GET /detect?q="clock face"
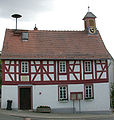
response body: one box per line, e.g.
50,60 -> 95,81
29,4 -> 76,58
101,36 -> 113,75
89,27 -> 96,34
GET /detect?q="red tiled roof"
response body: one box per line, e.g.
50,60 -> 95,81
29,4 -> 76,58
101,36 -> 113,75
1,29 -> 112,59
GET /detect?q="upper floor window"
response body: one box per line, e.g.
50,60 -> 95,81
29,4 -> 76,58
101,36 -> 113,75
21,61 -> 29,73
22,32 -> 28,40
58,85 -> 68,101
85,84 -> 94,99
84,61 -> 91,72
59,61 -> 66,73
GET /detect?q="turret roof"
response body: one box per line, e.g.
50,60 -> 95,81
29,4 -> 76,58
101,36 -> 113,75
83,12 -> 96,20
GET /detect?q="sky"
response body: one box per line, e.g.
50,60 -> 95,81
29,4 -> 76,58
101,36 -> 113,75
0,0 -> 114,58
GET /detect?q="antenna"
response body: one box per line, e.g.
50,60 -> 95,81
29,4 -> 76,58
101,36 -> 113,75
11,14 -> 22,30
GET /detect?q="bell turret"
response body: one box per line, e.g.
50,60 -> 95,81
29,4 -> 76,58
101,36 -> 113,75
83,7 -> 97,34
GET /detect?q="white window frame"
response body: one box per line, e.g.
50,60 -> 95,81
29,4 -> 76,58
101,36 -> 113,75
21,61 -> 29,73
59,61 -> 66,73
22,32 -> 28,40
85,85 -> 93,99
58,86 -> 68,101
84,61 -> 92,72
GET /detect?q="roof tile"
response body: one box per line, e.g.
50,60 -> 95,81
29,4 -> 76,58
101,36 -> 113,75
1,29 -> 112,59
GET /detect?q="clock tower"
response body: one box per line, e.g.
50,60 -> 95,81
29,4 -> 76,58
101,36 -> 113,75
83,7 -> 97,34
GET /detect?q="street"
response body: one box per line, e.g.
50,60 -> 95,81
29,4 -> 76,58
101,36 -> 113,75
0,112 -> 114,120
31,116 -> 114,120
0,112 -> 23,120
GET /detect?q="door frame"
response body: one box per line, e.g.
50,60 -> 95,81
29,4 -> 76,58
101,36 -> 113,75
18,86 -> 33,110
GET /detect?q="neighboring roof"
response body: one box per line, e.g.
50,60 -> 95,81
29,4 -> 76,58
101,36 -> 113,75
0,29 -> 112,60
83,12 -> 96,20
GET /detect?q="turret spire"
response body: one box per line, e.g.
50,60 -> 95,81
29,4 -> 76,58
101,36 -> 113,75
88,6 -> 90,12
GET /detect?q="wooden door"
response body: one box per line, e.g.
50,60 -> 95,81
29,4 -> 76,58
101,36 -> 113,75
19,88 -> 31,110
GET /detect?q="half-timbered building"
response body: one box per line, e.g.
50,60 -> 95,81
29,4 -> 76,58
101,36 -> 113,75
0,11 -> 113,113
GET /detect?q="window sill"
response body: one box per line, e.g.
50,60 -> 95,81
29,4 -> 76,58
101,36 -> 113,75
21,73 -> 29,75
84,71 -> 92,74
85,97 -> 94,100
59,100 -> 68,103
59,73 -> 67,75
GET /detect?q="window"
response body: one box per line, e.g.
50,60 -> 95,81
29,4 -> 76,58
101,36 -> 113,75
85,85 -> 94,99
58,86 -> 68,101
84,61 -> 91,72
21,61 -> 29,73
22,32 -> 28,40
59,61 -> 66,73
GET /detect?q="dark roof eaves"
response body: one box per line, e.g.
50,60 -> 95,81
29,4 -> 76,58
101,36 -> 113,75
0,57 -> 111,60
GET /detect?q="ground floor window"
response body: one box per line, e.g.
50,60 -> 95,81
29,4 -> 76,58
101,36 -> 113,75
84,84 -> 94,99
58,85 -> 68,101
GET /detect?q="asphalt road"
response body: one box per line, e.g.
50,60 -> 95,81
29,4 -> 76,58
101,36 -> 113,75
32,117 -> 114,120
0,111 -> 114,120
0,114 -> 114,120
0,113 -> 23,120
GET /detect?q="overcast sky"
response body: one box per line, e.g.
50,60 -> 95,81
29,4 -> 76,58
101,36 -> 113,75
0,0 -> 114,58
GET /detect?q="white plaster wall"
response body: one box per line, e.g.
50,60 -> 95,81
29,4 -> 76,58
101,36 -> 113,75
31,66 -> 36,72
43,74 -> 50,81
9,66 -> 14,72
81,83 -> 110,111
97,64 -> 102,70
101,72 -> 106,79
16,61 -> 19,64
33,85 -> 58,110
69,61 -> 74,64
34,74 -> 41,81
1,83 -> 110,112
59,75 -> 67,80
43,66 -> 47,71
85,74 -> 92,80
74,66 -> 80,72
49,66 -> 54,72
5,60 -> 10,64
1,85 -> 18,109
16,74 -> 19,81
31,61 -> 55,81
16,66 -> 19,72
33,83 -> 110,112
70,74 -> 75,80
11,61 -> 14,64
5,74 -> 12,81
43,61 -> 47,64
108,59 -> 114,84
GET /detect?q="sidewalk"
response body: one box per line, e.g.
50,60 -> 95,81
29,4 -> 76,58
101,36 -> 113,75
0,109 -> 114,119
